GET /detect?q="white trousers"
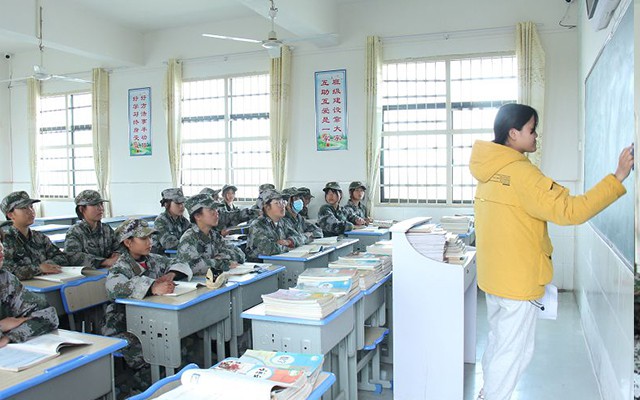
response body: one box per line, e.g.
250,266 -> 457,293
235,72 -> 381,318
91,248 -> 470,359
482,293 -> 539,400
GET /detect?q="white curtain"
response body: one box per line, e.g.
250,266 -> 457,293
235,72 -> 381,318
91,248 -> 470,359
27,78 -> 42,216
92,68 -> 113,217
269,46 -> 292,190
364,36 -> 383,214
516,22 -> 546,167
165,59 -> 183,187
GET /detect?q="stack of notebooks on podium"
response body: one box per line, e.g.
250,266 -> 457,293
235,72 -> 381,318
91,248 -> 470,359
261,289 -> 337,320
406,227 -> 447,262
154,349 -> 324,400
329,252 -> 392,287
440,215 -> 473,234
294,268 -> 360,307
444,232 -> 467,264
366,240 -> 393,256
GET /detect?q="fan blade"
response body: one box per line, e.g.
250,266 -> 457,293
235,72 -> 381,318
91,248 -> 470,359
50,75 -> 92,84
202,33 -> 261,44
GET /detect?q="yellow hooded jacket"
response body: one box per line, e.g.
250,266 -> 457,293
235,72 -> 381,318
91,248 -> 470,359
469,141 -> 626,300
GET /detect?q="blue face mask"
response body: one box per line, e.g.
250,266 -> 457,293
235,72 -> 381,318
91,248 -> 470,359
292,199 -> 304,213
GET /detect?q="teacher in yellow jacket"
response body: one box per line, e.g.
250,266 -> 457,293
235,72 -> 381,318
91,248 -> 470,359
469,103 -> 634,400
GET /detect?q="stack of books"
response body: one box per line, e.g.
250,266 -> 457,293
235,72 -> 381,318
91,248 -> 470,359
294,268 -> 360,307
261,289 -> 337,320
406,230 -> 448,262
366,240 -> 393,256
330,252 -> 392,286
371,219 -> 396,228
440,215 -> 473,234
444,232 -> 467,264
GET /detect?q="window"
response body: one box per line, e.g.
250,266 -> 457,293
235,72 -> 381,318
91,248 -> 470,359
380,54 -> 517,205
38,92 -> 96,199
180,74 -> 272,201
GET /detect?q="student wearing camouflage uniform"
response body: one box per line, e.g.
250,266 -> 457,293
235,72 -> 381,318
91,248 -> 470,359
64,190 -> 120,268
246,189 -> 307,260
103,218 -> 192,372
177,194 -> 245,275
151,188 -> 190,254
345,181 -> 373,224
216,184 -> 259,232
317,182 -> 366,237
200,187 -> 222,201
0,224 -> 59,348
0,191 -> 68,280
297,187 -> 313,219
281,187 -> 323,244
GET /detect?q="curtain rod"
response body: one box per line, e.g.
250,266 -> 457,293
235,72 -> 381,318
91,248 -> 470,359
381,23 -> 551,44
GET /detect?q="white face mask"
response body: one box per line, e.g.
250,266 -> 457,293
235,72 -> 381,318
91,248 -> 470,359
292,199 -> 304,213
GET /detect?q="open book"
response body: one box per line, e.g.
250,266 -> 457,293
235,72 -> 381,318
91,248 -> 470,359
0,331 -> 90,372
162,281 -> 207,297
32,266 -> 90,283
284,245 -> 324,258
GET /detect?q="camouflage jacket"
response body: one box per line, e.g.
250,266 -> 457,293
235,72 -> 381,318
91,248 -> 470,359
217,207 -> 258,230
151,211 -> 191,253
0,269 -> 59,343
283,210 -> 323,244
299,206 -> 309,219
64,220 -> 120,268
103,251 -> 192,337
246,216 -> 307,260
345,200 -> 369,220
2,226 -> 69,280
177,224 -> 245,275
317,204 -> 356,237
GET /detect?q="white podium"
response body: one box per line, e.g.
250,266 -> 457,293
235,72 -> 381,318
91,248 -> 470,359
391,217 -> 477,400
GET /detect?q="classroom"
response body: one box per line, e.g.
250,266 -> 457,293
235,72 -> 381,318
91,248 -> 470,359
0,0 -> 636,399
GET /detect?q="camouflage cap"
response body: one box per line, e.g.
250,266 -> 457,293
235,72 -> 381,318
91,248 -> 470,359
75,190 -> 109,206
222,184 -> 237,194
298,187 -> 314,198
0,191 -> 41,214
161,188 -> 186,203
115,218 -> 156,243
258,183 -> 276,192
281,187 -> 302,200
349,181 -> 367,191
257,189 -> 284,209
184,193 -> 219,215
200,187 -> 222,200
323,182 -> 342,193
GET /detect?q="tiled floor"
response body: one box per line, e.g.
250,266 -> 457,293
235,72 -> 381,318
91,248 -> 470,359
358,290 -> 601,400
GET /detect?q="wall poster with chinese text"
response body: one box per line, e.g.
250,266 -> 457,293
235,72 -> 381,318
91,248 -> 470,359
128,87 -> 152,156
314,69 -> 348,151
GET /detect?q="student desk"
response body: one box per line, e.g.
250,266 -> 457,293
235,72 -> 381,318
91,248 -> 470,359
0,329 -> 126,400
32,215 -> 78,226
129,362 -> 336,400
242,292 -> 363,400
22,269 -> 108,317
48,233 -> 66,249
259,248 -> 333,289
115,283 -> 237,382
227,265 -> 285,357
31,224 -> 70,236
344,228 -> 391,252
320,238 -> 359,262
102,214 -> 157,229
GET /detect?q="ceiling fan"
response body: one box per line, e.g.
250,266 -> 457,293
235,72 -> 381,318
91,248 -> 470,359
0,6 -> 91,85
202,0 -> 324,59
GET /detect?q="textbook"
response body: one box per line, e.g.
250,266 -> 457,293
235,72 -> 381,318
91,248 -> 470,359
0,330 -> 89,372
162,281 -> 206,297
310,236 -> 338,245
238,350 -> 323,380
32,266 -> 89,283
284,244 -> 324,258
295,268 -> 360,306
261,289 -> 337,320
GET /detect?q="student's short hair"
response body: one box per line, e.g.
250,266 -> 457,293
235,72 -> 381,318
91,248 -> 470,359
493,103 -> 538,145
189,208 -> 204,224
75,205 -> 85,220
160,199 -> 172,209
324,188 -> 342,200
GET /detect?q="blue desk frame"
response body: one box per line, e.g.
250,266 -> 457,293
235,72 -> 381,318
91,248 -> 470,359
324,238 -> 359,262
344,229 -> 391,252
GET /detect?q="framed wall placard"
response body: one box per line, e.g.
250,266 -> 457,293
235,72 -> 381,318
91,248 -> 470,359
314,69 -> 348,151
128,87 -> 152,156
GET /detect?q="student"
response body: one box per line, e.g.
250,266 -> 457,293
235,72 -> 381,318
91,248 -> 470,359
217,184 -> 258,231
281,187 -> 323,244
246,189 -> 306,260
221,184 -> 240,212
317,182 -> 365,237
65,190 -> 120,268
103,218 -> 192,392
297,187 -> 313,219
469,103 -> 634,400
0,191 -> 68,280
151,188 -> 190,254
177,194 -> 245,275
199,187 -> 222,202
344,181 -> 373,224
0,223 -> 59,348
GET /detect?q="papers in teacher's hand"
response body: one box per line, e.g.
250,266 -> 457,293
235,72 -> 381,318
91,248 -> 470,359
32,266 -> 90,283
0,330 -> 89,372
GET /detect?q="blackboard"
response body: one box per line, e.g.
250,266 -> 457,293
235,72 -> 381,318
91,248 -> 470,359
584,3 -> 634,269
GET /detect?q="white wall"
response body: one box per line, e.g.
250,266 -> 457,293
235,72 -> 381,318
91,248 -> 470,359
575,1 -> 635,399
